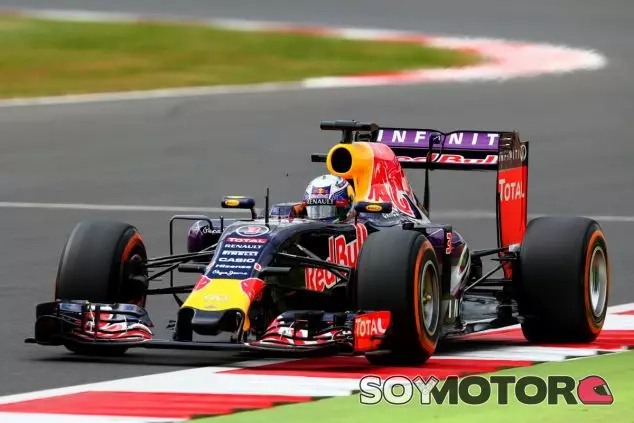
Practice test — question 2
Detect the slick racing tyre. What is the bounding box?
[355,229,441,366]
[516,216,609,343]
[55,220,149,356]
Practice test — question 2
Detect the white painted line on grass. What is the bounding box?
[0,8,608,108]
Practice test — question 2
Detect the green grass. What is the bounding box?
[0,15,482,98]
[194,351,634,423]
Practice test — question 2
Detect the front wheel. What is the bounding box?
[354,229,441,366]
[55,220,149,355]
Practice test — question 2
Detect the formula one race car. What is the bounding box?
[27,120,610,365]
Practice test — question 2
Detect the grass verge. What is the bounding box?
[193,351,633,423]
[0,15,482,98]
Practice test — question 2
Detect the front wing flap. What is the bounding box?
[28,301,392,356]
[31,301,154,346]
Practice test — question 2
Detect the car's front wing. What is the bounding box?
[27,301,392,357]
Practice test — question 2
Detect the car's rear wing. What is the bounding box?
[375,127,500,171]
[312,120,522,171]
[312,120,529,264]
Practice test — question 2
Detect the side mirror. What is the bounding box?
[221,196,256,219]
[222,196,255,209]
[354,201,392,214]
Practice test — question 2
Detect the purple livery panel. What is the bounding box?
[376,128,500,151]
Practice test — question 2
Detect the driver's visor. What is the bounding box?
[306,205,337,220]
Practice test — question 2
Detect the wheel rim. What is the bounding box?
[420,261,439,334]
[589,246,608,317]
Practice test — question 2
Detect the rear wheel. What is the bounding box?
[56,220,149,355]
[516,216,609,343]
[355,229,441,366]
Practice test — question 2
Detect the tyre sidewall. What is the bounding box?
[517,217,609,342]
[55,221,147,305]
[583,227,609,334]
[355,229,441,364]
[408,236,441,355]
[112,227,148,306]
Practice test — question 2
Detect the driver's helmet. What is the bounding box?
[303,175,354,222]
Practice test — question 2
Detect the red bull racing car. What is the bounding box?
[27,120,610,365]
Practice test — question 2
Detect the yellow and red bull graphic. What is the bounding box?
[305,224,368,291]
[183,277,265,329]
[365,143,420,217]
[326,142,422,218]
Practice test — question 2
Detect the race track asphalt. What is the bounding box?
[0,0,632,396]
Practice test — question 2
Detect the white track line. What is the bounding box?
[1,201,634,223]
[0,8,607,108]
[0,359,293,405]
[446,347,600,362]
[606,303,634,313]
[0,201,244,214]
[0,366,357,405]
[0,82,305,108]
